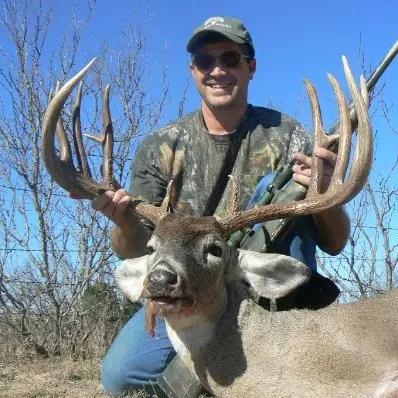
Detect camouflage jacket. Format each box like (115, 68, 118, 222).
(130, 104, 312, 220)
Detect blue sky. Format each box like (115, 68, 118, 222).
(49, 0, 397, 132)
(48, 0, 397, 287)
(1, 1, 396, 290)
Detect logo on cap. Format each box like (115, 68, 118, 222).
(204, 16, 232, 29)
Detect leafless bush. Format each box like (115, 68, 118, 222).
(318, 84, 398, 301)
(0, 0, 168, 358)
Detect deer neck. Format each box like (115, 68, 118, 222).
(165, 288, 228, 360)
(165, 319, 216, 367)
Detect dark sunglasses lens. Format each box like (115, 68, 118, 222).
(221, 51, 242, 67)
(194, 53, 215, 70)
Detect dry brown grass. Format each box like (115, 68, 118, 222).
(0, 358, 104, 398)
(0, 358, 159, 398)
(0, 357, 210, 398)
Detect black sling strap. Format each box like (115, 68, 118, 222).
(203, 138, 242, 216)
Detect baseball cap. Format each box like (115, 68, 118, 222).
(187, 16, 255, 57)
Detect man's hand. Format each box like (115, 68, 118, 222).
(70, 188, 148, 259)
(92, 189, 132, 228)
(70, 187, 133, 229)
(292, 148, 350, 255)
(292, 148, 337, 192)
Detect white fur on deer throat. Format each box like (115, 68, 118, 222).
(166, 319, 217, 364)
(165, 291, 227, 363)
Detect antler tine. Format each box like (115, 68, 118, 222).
(53, 81, 73, 166)
(325, 72, 351, 187)
(102, 84, 115, 191)
(42, 58, 110, 200)
(303, 77, 349, 197)
(340, 56, 373, 201)
(73, 81, 92, 179)
(227, 175, 240, 215)
(302, 79, 325, 196)
(218, 57, 373, 238)
(84, 84, 115, 190)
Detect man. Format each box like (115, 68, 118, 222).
(96, 16, 350, 396)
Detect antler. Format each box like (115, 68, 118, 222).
(42, 57, 372, 234)
(218, 56, 373, 237)
(41, 59, 168, 226)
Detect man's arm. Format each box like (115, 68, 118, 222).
(91, 131, 168, 259)
(311, 206, 350, 255)
(292, 148, 350, 255)
(92, 188, 151, 259)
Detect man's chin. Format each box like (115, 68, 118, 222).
(205, 97, 237, 110)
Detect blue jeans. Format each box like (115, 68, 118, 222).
(102, 305, 175, 396)
(277, 216, 317, 271)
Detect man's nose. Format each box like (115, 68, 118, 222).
(209, 64, 227, 76)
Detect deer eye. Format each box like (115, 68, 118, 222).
(206, 244, 223, 257)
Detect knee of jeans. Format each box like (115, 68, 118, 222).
(101, 346, 175, 395)
(101, 352, 127, 394)
(102, 349, 147, 395)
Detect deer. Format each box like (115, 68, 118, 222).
(41, 57, 398, 397)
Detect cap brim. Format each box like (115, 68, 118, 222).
(187, 28, 246, 53)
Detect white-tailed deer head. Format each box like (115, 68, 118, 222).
(116, 214, 313, 331)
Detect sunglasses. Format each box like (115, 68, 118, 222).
(192, 50, 251, 72)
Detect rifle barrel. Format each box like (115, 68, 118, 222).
(366, 40, 398, 93)
(329, 40, 398, 137)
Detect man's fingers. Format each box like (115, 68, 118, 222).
(92, 191, 115, 212)
(292, 163, 311, 177)
(112, 188, 129, 202)
(91, 188, 132, 225)
(314, 148, 337, 166)
(112, 189, 132, 217)
(293, 172, 311, 187)
(113, 195, 132, 225)
(294, 149, 337, 167)
(293, 162, 334, 180)
(293, 152, 311, 166)
(293, 149, 337, 190)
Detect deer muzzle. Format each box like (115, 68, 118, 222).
(144, 266, 194, 316)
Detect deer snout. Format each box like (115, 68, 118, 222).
(145, 265, 189, 302)
(148, 267, 178, 287)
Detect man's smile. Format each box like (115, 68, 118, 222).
(208, 82, 233, 89)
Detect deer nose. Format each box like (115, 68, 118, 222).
(148, 268, 177, 287)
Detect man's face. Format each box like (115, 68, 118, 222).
(190, 40, 256, 111)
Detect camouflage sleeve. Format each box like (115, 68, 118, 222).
(285, 119, 313, 163)
(129, 134, 168, 204)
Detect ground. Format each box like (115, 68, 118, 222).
(0, 358, 155, 398)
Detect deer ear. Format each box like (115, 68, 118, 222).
(232, 250, 312, 300)
(115, 257, 148, 302)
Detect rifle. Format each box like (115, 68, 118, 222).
(227, 40, 398, 250)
